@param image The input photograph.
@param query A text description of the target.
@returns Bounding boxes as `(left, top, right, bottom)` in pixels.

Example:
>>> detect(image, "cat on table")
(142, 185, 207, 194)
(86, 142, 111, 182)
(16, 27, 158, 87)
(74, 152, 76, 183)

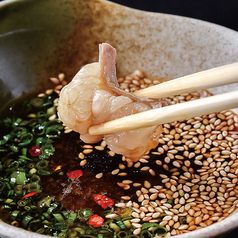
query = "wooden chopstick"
(89, 90, 238, 135)
(133, 62, 238, 99)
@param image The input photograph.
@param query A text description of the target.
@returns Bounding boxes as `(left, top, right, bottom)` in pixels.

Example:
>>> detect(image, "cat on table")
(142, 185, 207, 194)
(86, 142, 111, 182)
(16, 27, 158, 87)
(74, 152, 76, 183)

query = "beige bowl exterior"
(0, 0, 238, 237)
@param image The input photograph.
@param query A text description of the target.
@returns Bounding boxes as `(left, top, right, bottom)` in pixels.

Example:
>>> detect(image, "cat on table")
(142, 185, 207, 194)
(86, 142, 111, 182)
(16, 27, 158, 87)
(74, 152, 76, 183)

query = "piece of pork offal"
(58, 43, 169, 161)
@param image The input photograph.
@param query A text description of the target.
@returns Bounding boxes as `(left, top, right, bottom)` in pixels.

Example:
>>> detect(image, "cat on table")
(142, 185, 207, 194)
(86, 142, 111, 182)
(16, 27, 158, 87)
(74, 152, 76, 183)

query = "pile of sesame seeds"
(41, 70, 238, 237)
(116, 111, 238, 236)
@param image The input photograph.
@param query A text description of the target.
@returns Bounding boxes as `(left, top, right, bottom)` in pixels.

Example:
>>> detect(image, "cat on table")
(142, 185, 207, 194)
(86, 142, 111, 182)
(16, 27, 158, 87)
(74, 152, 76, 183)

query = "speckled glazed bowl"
(0, 0, 238, 238)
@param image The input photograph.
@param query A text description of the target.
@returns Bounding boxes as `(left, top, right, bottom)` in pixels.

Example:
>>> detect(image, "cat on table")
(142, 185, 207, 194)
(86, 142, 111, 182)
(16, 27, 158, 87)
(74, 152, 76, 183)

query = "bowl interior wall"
(1, 0, 238, 112)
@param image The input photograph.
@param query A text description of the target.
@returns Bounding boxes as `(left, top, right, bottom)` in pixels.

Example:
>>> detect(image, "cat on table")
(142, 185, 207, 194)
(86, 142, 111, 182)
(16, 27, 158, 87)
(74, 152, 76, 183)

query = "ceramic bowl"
(0, 0, 238, 237)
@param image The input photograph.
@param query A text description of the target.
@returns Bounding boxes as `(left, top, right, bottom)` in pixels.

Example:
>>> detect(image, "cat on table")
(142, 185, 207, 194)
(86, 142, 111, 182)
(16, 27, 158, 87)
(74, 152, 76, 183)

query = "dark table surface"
(1, 0, 238, 237)
(110, 1, 238, 238)
(110, 0, 238, 32)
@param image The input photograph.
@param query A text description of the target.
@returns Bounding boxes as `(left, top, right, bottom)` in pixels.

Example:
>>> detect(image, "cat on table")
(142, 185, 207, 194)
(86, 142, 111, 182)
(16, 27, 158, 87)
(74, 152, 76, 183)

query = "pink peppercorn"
(29, 145, 41, 156)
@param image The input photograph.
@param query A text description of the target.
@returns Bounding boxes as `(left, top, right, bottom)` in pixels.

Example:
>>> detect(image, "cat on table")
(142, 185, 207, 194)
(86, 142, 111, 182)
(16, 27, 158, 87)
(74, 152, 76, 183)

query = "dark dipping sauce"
(41, 132, 124, 213)
(2, 82, 238, 238)
(0, 90, 168, 221)
(41, 131, 168, 214)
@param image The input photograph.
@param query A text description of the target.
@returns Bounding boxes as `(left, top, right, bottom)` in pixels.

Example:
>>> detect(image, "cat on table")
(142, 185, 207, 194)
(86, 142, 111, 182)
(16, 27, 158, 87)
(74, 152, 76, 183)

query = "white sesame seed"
(95, 173, 103, 179)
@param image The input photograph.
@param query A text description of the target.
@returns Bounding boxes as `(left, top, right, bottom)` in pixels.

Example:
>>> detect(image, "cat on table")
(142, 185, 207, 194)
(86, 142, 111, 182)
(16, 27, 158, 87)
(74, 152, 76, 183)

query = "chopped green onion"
(27, 114, 37, 118)
(9, 145, 19, 153)
(9, 161, 19, 168)
(18, 133, 33, 146)
(37, 111, 46, 118)
(123, 219, 132, 229)
(1, 205, 11, 209)
(2, 117, 12, 127)
(18, 155, 32, 163)
(45, 127, 61, 138)
(37, 170, 51, 176)
(73, 227, 85, 235)
(38, 196, 52, 208)
(29, 168, 37, 175)
(10, 171, 27, 185)
(117, 231, 128, 238)
(0, 181, 6, 192)
(47, 106, 56, 116)
(7, 190, 14, 196)
(0, 140, 5, 146)
(47, 202, 62, 213)
(3, 134, 12, 142)
(42, 212, 51, 220)
(17, 199, 27, 207)
(35, 137, 52, 146)
(12, 126, 27, 134)
(21, 147, 27, 156)
(27, 163, 35, 169)
(36, 227, 45, 234)
(167, 199, 173, 205)
(116, 220, 126, 229)
(109, 223, 120, 233)
(30, 174, 40, 183)
(10, 210, 20, 220)
(5, 198, 13, 204)
(58, 233, 67, 238)
(13, 118, 22, 127)
(53, 213, 65, 223)
(28, 221, 44, 233)
(24, 206, 31, 211)
(32, 124, 45, 136)
(15, 184, 23, 192)
(41, 144, 55, 155)
(78, 209, 93, 221)
(61, 211, 69, 219)
(26, 182, 41, 192)
(140, 230, 153, 238)
(30, 98, 43, 108)
(153, 226, 168, 237)
(36, 160, 48, 170)
(179, 216, 187, 224)
(67, 212, 77, 224)
(68, 229, 78, 237)
(11, 221, 19, 227)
